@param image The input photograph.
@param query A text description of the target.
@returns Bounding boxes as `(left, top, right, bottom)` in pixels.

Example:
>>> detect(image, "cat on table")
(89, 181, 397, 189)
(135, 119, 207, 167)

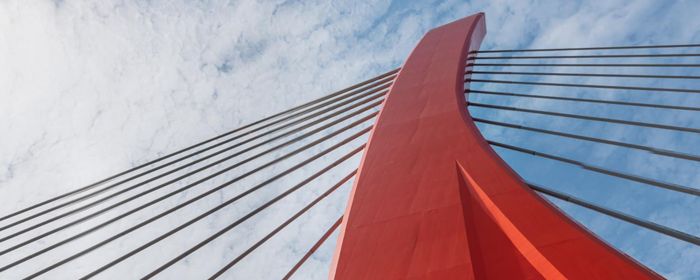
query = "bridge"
(1, 13, 698, 279)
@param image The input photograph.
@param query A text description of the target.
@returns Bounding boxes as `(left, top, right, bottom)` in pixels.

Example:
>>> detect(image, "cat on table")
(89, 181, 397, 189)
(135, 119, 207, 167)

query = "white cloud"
(1, 0, 698, 278)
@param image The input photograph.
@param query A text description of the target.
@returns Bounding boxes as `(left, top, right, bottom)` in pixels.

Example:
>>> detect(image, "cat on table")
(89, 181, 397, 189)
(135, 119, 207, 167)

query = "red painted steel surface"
(330, 13, 660, 279)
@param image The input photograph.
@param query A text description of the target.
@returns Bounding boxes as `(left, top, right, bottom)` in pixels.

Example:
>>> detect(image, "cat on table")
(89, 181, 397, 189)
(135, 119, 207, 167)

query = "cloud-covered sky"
(1, 0, 699, 278)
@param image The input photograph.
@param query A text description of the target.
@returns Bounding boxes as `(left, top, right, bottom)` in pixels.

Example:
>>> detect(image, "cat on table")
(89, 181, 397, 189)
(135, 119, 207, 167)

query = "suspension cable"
(470, 43, 700, 53)
(466, 78, 700, 95)
(0, 101, 380, 270)
(0, 82, 390, 235)
(529, 182, 700, 246)
(472, 117, 700, 162)
(0, 91, 386, 245)
(468, 53, 700, 60)
(205, 172, 355, 280)
(467, 89, 700, 112)
(282, 216, 342, 280)
(0, 68, 398, 224)
(19, 113, 376, 278)
(468, 102, 700, 134)
(466, 70, 700, 80)
(84, 149, 364, 278)
(487, 140, 700, 197)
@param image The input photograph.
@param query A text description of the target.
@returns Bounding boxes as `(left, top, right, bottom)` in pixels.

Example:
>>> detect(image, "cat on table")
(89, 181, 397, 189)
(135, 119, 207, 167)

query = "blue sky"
(0, 0, 699, 278)
(463, 2, 700, 278)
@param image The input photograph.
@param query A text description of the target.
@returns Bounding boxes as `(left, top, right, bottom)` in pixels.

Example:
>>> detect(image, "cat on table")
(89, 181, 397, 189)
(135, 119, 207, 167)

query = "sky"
(0, 0, 699, 279)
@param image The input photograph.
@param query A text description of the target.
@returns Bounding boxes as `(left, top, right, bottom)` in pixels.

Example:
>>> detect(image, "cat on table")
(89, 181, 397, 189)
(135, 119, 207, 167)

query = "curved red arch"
(330, 13, 659, 279)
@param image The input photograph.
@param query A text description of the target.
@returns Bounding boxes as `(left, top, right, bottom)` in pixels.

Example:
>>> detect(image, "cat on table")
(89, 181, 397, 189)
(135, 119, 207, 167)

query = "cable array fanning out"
(3, 42, 700, 279)
(466, 43, 700, 253)
(0, 68, 399, 279)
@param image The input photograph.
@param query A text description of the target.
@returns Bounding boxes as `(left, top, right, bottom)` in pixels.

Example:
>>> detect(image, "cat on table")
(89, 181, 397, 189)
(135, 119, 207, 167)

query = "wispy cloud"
(0, 0, 698, 278)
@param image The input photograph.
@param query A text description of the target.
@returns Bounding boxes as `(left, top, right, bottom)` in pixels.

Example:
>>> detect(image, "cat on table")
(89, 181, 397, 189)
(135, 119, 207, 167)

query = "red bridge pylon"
(330, 13, 660, 280)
